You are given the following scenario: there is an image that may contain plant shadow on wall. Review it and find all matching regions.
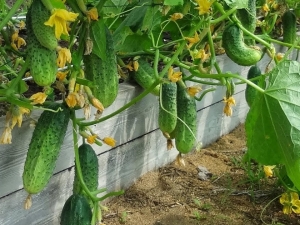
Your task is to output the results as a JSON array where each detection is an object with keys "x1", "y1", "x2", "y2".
[{"x1": 1, "y1": 0, "x2": 300, "y2": 224}]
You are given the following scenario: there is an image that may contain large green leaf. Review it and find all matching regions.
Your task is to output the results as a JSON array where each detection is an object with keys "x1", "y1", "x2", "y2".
[
  {"x1": 90, "y1": 19, "x2": 106, "y2": 60},
  {"x1": 164, "y1": 0, "x2": 183, "y2": 5},
  {"x1": 245, "y1": 60, "x2": 300, "y2": 190},
  {"x1": 224, "y1": 0, "x2": 248, "y2": 9}
]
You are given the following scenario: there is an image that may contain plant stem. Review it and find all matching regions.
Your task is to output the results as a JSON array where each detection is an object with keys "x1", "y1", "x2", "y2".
[
  {"x1": 0, "y1": 0, "x2": 24, "y2": 31},
  {"x1": 211, "y1": 4, "x2": 237, "y2": 24}
]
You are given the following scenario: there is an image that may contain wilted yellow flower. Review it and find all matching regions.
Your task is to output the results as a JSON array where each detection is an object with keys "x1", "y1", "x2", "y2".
[
  {"x1": 83, "y1": 103, "x2": 91, "y2": 119},
  {"x1": 103, "y1": 137, "x2": 116, "y2": 147},
  {"x1": 29, "y1": 92, "x2": 47, "y2": 104},
  {"x1": 11, "y1": 106, "x2": 30, "y2": 128},
  {"x1": 170, "y1": 13, "x2": 183, "y2": 21},
  {"x1": 263, "y1": 165, "x2": 275, "y2": 177},
  {"x1": 168, "y1": 66, "x2": 182, "y2": 82},
  {"x1": 11, "y1": 31, "x2": 26, "y2": 50},
  {"x1": 187, "y1": 85, "x2": 202, "y2": 97},
  {"x1": 125, "y1": 61, "x2": 134, "y2": 71},
  {"x1": 19, "y1": 20, "x2": 26, "y2": 29},
  {"x1": 0, "y1": 127, "x2": 12, "y2": 144},
  {"x1": 91, "y1": 97, "x2": 104, "y2": 112},
  {"x1": 133, "y1": 61, "x2": 139, "y2": 71},
  {"x1": 66, "y1": 92, "x2": 78, "y2": 108},
  {"x1": 185, "y1": 32, "x2": 200, "y2": 49},
  {"x1": 56, "y1": 70, "x2": 69, "y2": 81},
  {"x1": 276, "y1": 53, "x2": 284, "y2": 61},
  {"x1": 195, "y1": 0, "x2": 214, "y2": 15},
  {"x1": 280, "y1": 192, "x2": 300, "y2": 214},
  {"x1": 223, "y1": 96, "x2": 236, "y2": 117},
  {"x1": 167, "y1": 139, "x2": 174, "y2": 150},
  {"x1": 44, "y1": 9, "x2": 79, "y2": 39},
  {"x1": 87, "y1": 8, "x2": 98, "y2": 21},
  {"x1": 87, "y1": 134, "x2": 98, "y2": 144},
  {"x1": 57, "y1": 47, "x2": 72, "y2": 68}
]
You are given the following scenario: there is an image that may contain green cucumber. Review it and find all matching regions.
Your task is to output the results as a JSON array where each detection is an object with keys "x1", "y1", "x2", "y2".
[
  {"x1": 282, "y1": 10, "x2": 297, "y2": 44},
  {"x1": 73, "y1": 143, "x2": 99, "y2": 195},
  {"x1": 131, "y1": 59, "x2": 160, "y2": 96},
  {"x1": 29, "y1": 0, "x2": 58, "y2": 50},
  {"x1": 222, "y1": 24, "x2": 262, "y2": 66},
  {"x1": 83, "y1": 25, "x2": 119, "y2": 108},
  {"x1": 236, "y1": 0, "x2": 256, "y2": 45},
  {"x1": 60, "y1": 194, "x2": 92, "y2": 225},
  {"x1": 174, "y1": 84, "x2": 197, "y2": 154},
  {"x1": 158, "y1": 82, "x2": 177, "y2": 135},
  {"x1": 245, "y1": 65, "x2": 266, "y2": 107},
  {"x1": 22, "y1": 103, "x2": 70, "y2": 194}
]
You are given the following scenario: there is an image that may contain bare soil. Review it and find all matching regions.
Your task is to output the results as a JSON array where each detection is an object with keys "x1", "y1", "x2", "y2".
[{"x1": 102, "y1": 124, "x2": 300, "y2": 225}]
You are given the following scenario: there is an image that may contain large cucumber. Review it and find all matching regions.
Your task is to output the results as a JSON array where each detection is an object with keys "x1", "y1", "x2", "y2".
[
  {"x1": 22, "y1": 103, "x2": 70, "y2": 194},
  {"x1": 158, "y1": 82, "x2": 177, "y2": 135},
  {"x1": 131, "y1": 59, "x2": 160, "y2": 96},
  {"x1": 222, "y1": 24, "x2": 262, "y2": 66},
  {"x1": 282, "y1": 10, "x2": 297, "y2": 44},
  {"x1": 174, "y1": 84, "x2": 197, "y2": 154},
  {"x1": 60, "y1": 194, "x2": 92, "y2": 225},
  {"x1": 29, "y1": 0, "x2": 58, "y2": 50},
  {"x1": 73, "y1": 143, "x2": 99, "y2": 195},
  {"x1": 83, "y1": 25, "x2": 119, "y2": 108}
]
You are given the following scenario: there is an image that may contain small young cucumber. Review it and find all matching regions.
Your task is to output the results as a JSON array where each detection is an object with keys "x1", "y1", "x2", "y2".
[
  {"x1": 236, "y1": 0, "x2": 256, "y2": 45},
  {"x1": 29, "y1": 0, "x2": 57, "y2": 50},
  {"x1": 131, "y1": 59, "x2": 160, "y2": 96},
  {"x1": 174, "y1": 84, "x2": 197, "y2": 154},
  {"x1": 22, "y1": 103, "x2": 70, "y2": 194},
  {"x1": 83, "y1": 25, "x2": 119, "y2": 108},
  {"x1": 282, "y1": 10, "x2": 297, "y2": 44},
  {"x1": 222, "y1": 24, "x2": 262, "y2": 66},
  {"x1": 73, "y1": 143, "x2": 99, "y2": 195},
  {"x1": 245, "y1": 65, "x2": 266, "y2": 107},
  {"x1": 60, "y1": 194, "x2": 92, "y2": 225},
  {"x1": 158, "y1": 82, "x2": 177, "y2": 135}
]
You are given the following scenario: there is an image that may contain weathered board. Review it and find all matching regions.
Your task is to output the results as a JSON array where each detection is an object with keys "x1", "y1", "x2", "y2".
[{"x1": 0, "y1": 49, "x2": 289, "y2": 224}]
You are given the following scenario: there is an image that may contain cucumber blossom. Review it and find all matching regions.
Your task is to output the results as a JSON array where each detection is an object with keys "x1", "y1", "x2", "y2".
[
  {"x1": 158, "y1": 81, "x2": 177, "y2": 135},
  {"x1": 222, "y1": 24, "x2": 262, "y2": 66},
  {"x1": 22, "y1": 103, "x2": 70, "y2": 194}
]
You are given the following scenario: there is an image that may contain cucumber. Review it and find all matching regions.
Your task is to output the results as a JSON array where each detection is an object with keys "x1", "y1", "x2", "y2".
[
  {"x1": 22, "y1": 103, "x2": 70, "y2": 194},
  {"x1": 29, "y1": 0, "x2": 58, "y2": 50},
  {"x1": 26, "y1": 5, "x2": 57, "y2": 87},
  {"x1": 60, "y1": 194, "x2": 92, "y2": 225},
  {"x1": 174, "y1": 84, "x2": 197, "y2": 154},
  {"x1": 282, "y1": 10, "x2": 297, "y2": 44},
  {"x1": 131, "y1": 59, "x2": 160, "y2": 96},
  {"x1": 236, "y1": 0, "x2": 256, "y2": 45},
  {"x1": 222, "y1": 24, "x2": 262, "y2": 66},
  {"x1": 83, "y1": 25, "x2": 119, "y2": 108},
  {"x1": 158, "y1": 81, "x2": 177, "y2": 135},
  {"x1": 73, "y1": 143, "x2": 99, "y2": 195}
]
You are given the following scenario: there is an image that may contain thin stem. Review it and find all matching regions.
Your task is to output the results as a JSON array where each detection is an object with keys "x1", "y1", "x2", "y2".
[
  {"x1": 0, "y1": 0, "x2": 24, "y2": 31},
  {"x1": 211, "y1": 4, "x2": 237, "y2": 24},
  {"x1": 195, "y1": 87, "x2": 216, "y2": 101}
]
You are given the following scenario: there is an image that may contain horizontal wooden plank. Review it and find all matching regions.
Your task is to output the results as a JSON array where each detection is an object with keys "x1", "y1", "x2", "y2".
[{"x1": 0, "y1": 90, "x2": 249, "y2": 225}]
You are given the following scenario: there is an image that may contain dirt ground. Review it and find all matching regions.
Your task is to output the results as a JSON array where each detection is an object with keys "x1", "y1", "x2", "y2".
[{"x1": 102, "y1": 124, "x2": 300, "y2": 225}]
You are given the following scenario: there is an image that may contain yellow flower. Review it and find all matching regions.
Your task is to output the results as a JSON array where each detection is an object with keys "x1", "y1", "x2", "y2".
[
  {"x1": 125, "y1": 61, "x2": 134, "y2": 71},
  {"x1": 170, "y1": 13, "x2": 183, "y2": 21},
  {"x1": 133, "y1": 60, "x2": 139, "y2": 71},
  {"x1": 195, "y1": 0, "x2": 214, "y2": 15},
  {"x1": 276, "y1": 53, "x2": 284, "y2": 61},
  {"x1": 11, "y1": 31, "x2": 26, "y2": 50},
  {"x1": 19, "y1": 20, "x2": 26, "y2": 29},
  {"x1": 263, "y1": 165, "x2": 275, "y2": 178},
  {"x1": 44, "y1": 8, "x2": 79, "y2": 39},
  {"x1": 187, "y1": 85, "x2": 202, "y2": 97},
  {"x1": 280, "y1": 192, "x2": 300, "y2": 214},
  {"x1": 103, "y1": 137, "x2": 116, "y2": 147},
  {"x1": 11, "y1": 106, "x2": 30, "y2": 128},
  {"x1": 194, "y1": 49, "x2": 210, "y2": 61},
  {"x1": 91, "y1": 97, "x2": 104, "y2": 112},
  {"x1": 87, "y1": 8, "x2": 98, "y2": 21},
  {"x1": 87, "y1": 134, "x2": 98, "y2": 144},
  {"x1": 185, "y1": 32, "x2": 200, "y2": 49},
  {"x1": 29, "y1": 92, "x2": 47, "y2": 104},
  {"x1": 66, "y1": 92, "x2": 78, "y2": 108},
  {"x1": 168, "y1": 66, "x2": 182, "y2": 82},
  {"x1": 57, "y1": 47, "x2": 72, "y2": 68},
  {"x1": 223, "y1": 96, "x2": 236, "y2": 117},
  {"x1": 262, "y1": 3, "x2": 270, "y2": 12},
  {"x1": 0, "y1": 127, "x2": 12, "y2": 144},
  {"x1": 56, "y1": 70, "x2": 69, "y2": 81}
]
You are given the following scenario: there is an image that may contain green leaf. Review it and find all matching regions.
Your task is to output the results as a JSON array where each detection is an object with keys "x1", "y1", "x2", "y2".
[
  {"x1": 141, "y1": 5, "x2": 162, "y2": 32},
  {"x1": 90, "y1": 20, "x2": 106, "y2": 60},
  {"x1": 245, "y1": 60, "x2": 300, "y2": 190},
  {"x1": 115, "y1": 33, "x2": 152, "y2": 52},
  {"x1": 224, "y1": 0, "x2": 248, "y2": 9},
  {"x1": 164, "y1": 0, "x2": 183, "y2": 5}
]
